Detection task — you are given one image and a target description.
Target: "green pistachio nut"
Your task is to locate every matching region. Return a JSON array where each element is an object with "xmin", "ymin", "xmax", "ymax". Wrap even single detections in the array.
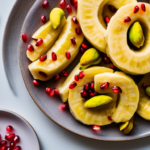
[
  {"xmin": 129, "ymin": 22, "xmax": 145, "ymax": 48},
  {"xmin": 79, "ymin": 48, "xmax": 101, "ymax": 70},
  {"xmin": 50, "ymin": 8, "xmax": 65, "ymax": 29},
  {"xmin": 146, "ymin": 86, "xmax": 150, "ymax": 96},
  {"xmin": 84, "ymin": 95, "xmax": 113, "ymax": 109}
]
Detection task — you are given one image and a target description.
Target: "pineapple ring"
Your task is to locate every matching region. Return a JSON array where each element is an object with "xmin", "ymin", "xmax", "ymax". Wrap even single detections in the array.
[
  {"xmin": 106, "ymin": 2, "xmax": 150, "ymax": 75},
  {"xmin": 69, "ymin": 67, "xmax": 117, "ymax": 126},
  {"xmin": 94, "ymin": 72, "xmax": 139, "ymax": 123},
  {"xmin": 137, "ymin": 73, "xmax": 150, "ymax": 120},
  {"xmin": 78, "ymin": 0, "xmax": 137, "ymax": 53}
]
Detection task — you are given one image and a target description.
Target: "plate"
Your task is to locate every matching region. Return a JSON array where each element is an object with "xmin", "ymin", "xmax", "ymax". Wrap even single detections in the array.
[
  {"xmin": 19, "ymin": 0, "xmax": 150, "ymax": 141},
  {"xmin": 0, "ymin": 109, "xmax": 40, "ymax": 149}
]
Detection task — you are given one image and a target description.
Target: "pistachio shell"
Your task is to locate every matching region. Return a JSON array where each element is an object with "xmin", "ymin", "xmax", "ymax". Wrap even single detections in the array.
[
  {"xmin": 50, "ymin": 8, "xmax": 65, "ymax": 29},
  {"xmin": 84, "ymin": 95, "xmax": 113, "ymax": 108},
  {"xmin": 146, "ymin": 86, "xmax": 150, "ymax": 96},
  {"xmin": 129, "ymin": 22, "xmax": 145, "ymax": 48}
]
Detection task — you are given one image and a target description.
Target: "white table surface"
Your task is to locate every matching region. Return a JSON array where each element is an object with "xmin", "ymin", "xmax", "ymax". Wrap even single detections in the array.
[{"xmin": 1, "ymin": 0, "xmax": 150, "ymax": 150}]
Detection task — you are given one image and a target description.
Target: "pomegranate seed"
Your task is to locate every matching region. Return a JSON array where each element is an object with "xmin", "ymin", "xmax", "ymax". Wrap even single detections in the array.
[
  {"xmin": 27, "ymin": 44, "xmax": 34, "ymax": 52},
  {"xmin": 43, "ymin": 0, "xmax": 49, "ymax": 8},
  {"xmin": 108, "ymin": 5, "xmax": 117, "ymax": 12},
  {"xmin": 84, "ymin": 83, "xmax": 90, "ymax": 91},
  {"xmin": 124, "ymin": 16, "xmax": 131, "ymax": 22},
  {"xmin": 54, "ymin": 89, "xmax": 59, "ymax": 95},
  {"xmin": 36, "ymin": 38, "xmax": 43, "ymax": 46},
  {"xmin": 41, "ymin": 15, "xmax": 47, "ymax": 23},
  {"xmin": 100, "ymin": 82, "xmax": 109, "ymax": 89},
  {"xmin": 112, "ymin": 86, "xmax": 122, "ymax": 93},
  {"xmin": 22, "ymin": 33, "xmax": 28, "ymax": 42},
  {"xmin": 39, "ymin": 54, "xmax": 47, "ymax": 62},
  {"xmin": 46, "ymin": 87, "xmax": 51, "ymax": 93},
  {"xmin": 80, "ymin": 47, "xmax": 86, "ymax": 54},
  {"xmin": 89, "ymin": 92, "xmax": 97, "ymax": 97},
  {"xmin": 39, "ymin": 71, "xmax": 47, "ymax": 78},
  {"xmin": 141, "ymin": 4, "xmax": 146, "ymax": 12},
  {"xmin": 60, "ymin": 0, "xmax": 66, "ymax": 9},
  {"xmin": 13, "ymin": 135, "xmax": 20, "ymax": 143},
  {"xmin": 72, "ymin": 16, "xmax": 78, "ymax": 24},
  {"xmin": 69, "ymin": 81, "xmax": 77, "ymax": 89},
  {"xmin": 70, "ymin": 0, "xmax": 76, "ymax": 5},
  {"xmin": 10, "ymin": 141, "xmax": 15, "ymax": 148},
  {"xmin": 110, "ymin": 65, "xmax": 115, "ymax": 69},
  {"xmin": 81, "ymin": 43, "xmax": 88, "ymax": 50},
  {"xmin": 75, "ymin": 27, "xmax": 82, "ymax": 35},
  {"xmin": 0, "ymin": 140, "xmax": 7, "ymax": 146},
  {"xmin": 81, "ymin": 90, "xmax": 88, "ymax": 98},
  {"xmin": 92, "ymin": 125, "xmax": 101, "ymax": 131},
  {"xmin": 5, "ymin": 133, "xmax": 15, "ymax": 141},
  {"xmin": 62, "ymin": 70, "xmax": 68, "ymax": 77},
  {"xmin": 71, "ymin": 37, "xmax": 76, "ymax": 45},
  {"xmin": 14, "ymin": 146, "xmax": 21, "ymax": 150},
  {"xmin": 74, "ymin": 1, "xmax": 78, "ymax": 9},
  {"xmin": 108, "ymin": 116, "xmax": 113, "ymax": 121},
  {"xmin": 54, "ymin": 74, "xmax": 61, "ymax": 81},
  {"xmin": 6, "ymin": 125, "xmax": 13, "ymax": 132},
  {"xmin": 60, "ymin": 104, "xmax": 68, "ymax": 110},
  {"xmin": 1, "ymin": 146, "xmax": 7, "ymax": 150},
  {"xmin": 90, "ymin": 82, "xmax": 94, "ymax": 90},
  {"xmin": 33, "ymin": 80, "xmax": 39, "ymax": 86},
  {"xmin": 104, "ymin": 16, "xmax": 110, "ymax": 25},
  {"xmin": 74, "ymin": 75, "xmax": 79, "ymax": 81},
  {"xmin": 79, "ymin": 71, "xmax": 85, "ymax": 79},
  {"xmin": 134, "ymin": 5, "xmax": 139, "ymax": 13},
  {"xmin": 103, "ymin": 56, "xmax": 110, "ymax": 64},
  {"xmin": 141, "ymin": 83, "xmax": 147, "ymax": 89},
  {"xmin": 49, "ymin": 90, "xmax": 55, "ymax": 96},
  {"xmin": 65, "ymin": 51, "xmax": 71, "ymax": 59},
  {"xmin": 66, "ymin": 5, "xmax": 72, "ymax": 14},
  {"xmin": 52, "ymin": 52, "xmax": 57, "ymax": 61}
]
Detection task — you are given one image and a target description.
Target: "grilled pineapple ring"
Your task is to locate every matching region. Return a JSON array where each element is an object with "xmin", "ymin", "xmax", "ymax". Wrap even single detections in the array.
[
  {"xmin": 137, "ymin": 73, "xmax": 150, "ymax": 120},
  {"xmin": 78, "ymin": 0, "xmax": 136, "ymax": 53},
  {"xmin": 69, "ymin": 67, "xmax": 118, "ymax": 126},
  {"xmin": 94, "ymin": 72, "xmax": 139, "ymax": 123},
  {"xmin": 106, "ymin": 2, "xmax": 150, "ymax": 74}
]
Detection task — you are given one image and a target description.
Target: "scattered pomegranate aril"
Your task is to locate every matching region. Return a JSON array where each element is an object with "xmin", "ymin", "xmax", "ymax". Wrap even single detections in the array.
[
  {"xmin": 110, "ymin": 65, "xmax": 115, "ymax": 69},
  {"xmin": 65, "ymin": 51, "xmax": 71, "ymax": 59},
  {"xmin": 5, "ymin": 133, "xmax": 15, "ymax": 141},
  {"xmin": 81, "ymin": 90, "xmax": 88, "ymax": 98},
  {"xmin": 104, "ymin": 16, "xmax": 110, "ymax": 25},
  {"xmin": 33, "ymin": 80, "xmax": 39, "ymax": 86},
  {"xmin": 103, "ymin": 56, "xmax": 110, "ymax": 64},
  {"xmin": 124, "ymin": 16, "xmax": 131, "ymax": 22},
  {"xmin": 134, "ymin": 5, "xmax": 139, "ymax": 13},
  {"xmin": 79, "ymin": 71, "xmax": 85, "ymax": 79},
  {"xmin": 141, "ymin": 83, "xmax": 147, "ymax": 89},
  {"xmin": 108, "ymin": 116, "xmax": 112, "ymax": 121},
  {"xmin": 74, "ymin": 75, "xmax": 79, "ymax": 81},
  {"xmin": 1, "ymin": 146, "xmax": 7, "ymax": 150},
  {"xmin": 84, "ymin": 83, "xmax": 90, "ymax": 91},
  {"xmin": 39, "ymin": 71, "xmax": 47, "ymax": 78},
  {"xmin": 54, "ymin": 74, "xmax": 61, "ymax": 81},
  {"xmin": 80, "ymin": 47, "xmax": 86, "ymax": 54},
  {"xmin": 112, "ymin": 86, "xmax": 122, "ymax": 93},
  {"xmin": 81, "ymin": 43, "xmax": 88, "ymax": 50},
  {"xmin": 52, "ymin": 52, "xmax": 57, "ymax": 61},
  {"xmin": 54, "ymin": 89, "xmax": 59, "ymax": 95},
  {"xmin": 27, "ymin": 44, "xmax": 34, "ymax": 52},
  {"xmin": 74, "ymin": 1, "xmax": 78, "ymax": 9},
  {"xmin": 60, "ymin": 0, "xmax": 66, "ymax": 9},
  {"xmin": 69, "ymin": 81, "xmax": 77, "ymax": 89},
  {"xmin": 39, "ymin": 54, "xmax": 47, "ymax": 62},
  {"xmin": 70, "ymin": 0, "xmax": 76, "ymax": 5},
  {"xmin": 100, "ymin": 82, "xmax": 109, "ymax": 89},
  {"xmin": 36, "ymin": 38, "xmax": 43, "ymax": 46},
  {"xmin": 13, "ymin": 135, "xmax": 20, "ymax": 143},
  {"xmin": 60, "ymin": 104, "xmax": 68, "ymax": 110},
  {"xmin": 92, "ymin": 125, "xmax": 101, "ymax": 131},
  {"xmin": 10, "ymin": 141, "xmax": 15, "ymax": 148},
  {"xmin": 108, "ymin": 5, "xmax": 117, "ymax": 13},
  {"xmin": 75, "ymin": 27, "xmax": 82, "ymax": 35},
  {"xmin": 71, "ymin": 37, "xmax": 76, "ymax": 45},
  {"xmin": 6, "ymin": 125, "xmax": 13, "ymax": 132},
  {"xmin": 89, "ymin": 92, "xmax": 97, "ymax": 97},
  {"xmin": 72, "ymin": 16, "xmax": 78, "ymax": 24},
  {"xmin": 41, "ymin": 15, "xmax": 47, "ymax": 23},
  {"xmin": 22, "ymin": 33, "xmax": 28, "ymax": 43},
  {"xmin": 43, "ymin": 0, "xmax": 49, "ymax": 8},
  {"xmin": 90, "ymin": 82, "xmax": 94, "ymax": 90},
  {"xmin": 141, "ymin": 4, "xmax": 146, "ymax": 12},
  {"xmin": 0, "ymin": 140, "xmax": 7, "ymax": 146},
  {"xmin": 49, "ymin": 90, "xmax": 55, "ymax": 97},
  {"xmin": 62, "ymin": 70, "xmax": 68, "ymax": 77},
  {"xmin": 66, "ymin": 5, "xmax": 72, "ymax": 14},
  {"xmin": 46, "ymin": 87, "xmax": 51, "ymax": 93},
  {"xmin": 13, "ymin": 146, "xmax": 21, "ymax": 150}
]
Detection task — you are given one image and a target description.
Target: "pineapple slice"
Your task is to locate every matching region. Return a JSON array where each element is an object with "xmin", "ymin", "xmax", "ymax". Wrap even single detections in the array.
[
  {"xmin": 137, "ymin": 73, "xmax": 150, "ymax": 120},
  {"xmin": 29, "ymin": 16, "xmax": 84, "ymax": 81},
  {"xmin": 78, "ymin": 0, "xmax": 136, "ymax": 53},
  {"xmin": 94, "ymin": 72, "xmax": 139, "ymax": 123},
  {"xmin": 27, "ymin": 17, "xmax": 66, "ymax": 61},
  {"xmin": 69, "ymin": 67, "xmax": 117, "ymax": 126},
  {"xmin": 106, "ymin": 2, "xmax": 150, "ymax": 74}
]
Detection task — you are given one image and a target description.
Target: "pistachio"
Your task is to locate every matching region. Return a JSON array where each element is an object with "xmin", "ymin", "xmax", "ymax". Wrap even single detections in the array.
[
  {"xmin": 146, "ymin": 86, "xmax": 150, "ymax": 96},
  {"xmin": 79, "ymin": 48, "xmax": 101, "ymax": 70},
  {"xmin": 129, "ymin": 22, "xmax": 145, "ymax": 48},
  {"xmin": 50, "ymin": 8, "xmax": 65, "ymax": 29},
  {"xmin": 84, "ymin": 95, "xmax": 113, "ymax": 108}
]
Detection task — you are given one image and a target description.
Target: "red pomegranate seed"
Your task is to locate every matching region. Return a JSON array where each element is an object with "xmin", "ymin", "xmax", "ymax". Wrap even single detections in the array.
[
  {"xmin": 49, "ymin": 90, "xmax": 55, "ymax": 96},
  {"xmin": 104, "ymin": 16, "xmax": 110, "ymax": 25},
  {"xmin": 134, "ymin": 5, "xmax": 139, "ymax": 13},
  {"xmin": 60, "ymin": 0, "xmax": 66, "ymax": 9},
  {"xmin": 89, "ymin": 92, "xmax": 97, "ymax": 97},
  {"xmin": 124, "ymin": 16, "xmax": 131, "ymax": 22},
  {"xmin": 103, "ymin": 56, "xmax": 110, "ymax": 64},
  {"xmin": 141, "ymin": 4, "xmax": 146, "ymax": 12},
  {"xmin": 110, "ymin": 65, "xmax": 115, "ymax": 69},
  {"xmin": 0, "ymin": 140, "xmax": 7, "ymax": 146},
  {"xmin": 74, "ymin": 1, "xmax": 78, "ymax": 9},
  {"xmin": 69, "ymin": 81, "xmax": 77, "ymax": 89},
  {"xmin": 62, "ymin": 70, "xmax": 68, "ymax": 77},
  {"xmin": 1, "ymin": 146, "xmax": 7, "ymax": 150},
  {"xmin": 108, "ymin": 116, "xmax": 112, "ymax": 121},
  {"xmin": 75, "ymin": 27, "xmax": 82, "ymax": 35},
  {"xmin": 141, "ymin": 83, "xmax": 147, "ymax": 89},
  {"xmin": 54, "ymin": 89, "xmax": 59, "ymax": 95},
  {"xmin": 27, "ymin": 44, "xmax": 34, "ymax": 52},
  {"xmin": 39, "ymin": 54, "xmax": 47, "ymax": 62},
  {"xmin": 84, "ymin": 83, "xmax": 90, "ymax": 91},
  {"xmin": 39, "ymin": 71, "xmax": 47, "ymax": 78},
  {"xmin": 80, "ymin": 47, "xmax": 86, "ymax": 54},
  {"xmin": 100, "ymin": 82, "xmax": 109, "ymax": 89},
  {"xmin": 10, "ymin": 141, "xmax": 15, "ymax": 148},
  {"xmin": 74, "ymin": 75, "xmax": 79, "ymax": 81},
  {"xmin": 13, "ymin": 146, "xmax": 21, "ymax": 150},
  {"xmin": 71, "ymin": 37, "xmax": 76, "ymax": 45},
  {"xmin": 79, "ymin": 71, "xmax": 85, "ymax": 79},
  {"xmin": 72, "ymin": 16, "xmax": 78, "ymax": 24},
  {"xmin": 36, "ymin": 38, "xmax": 43, "ymax": 46},
  {"xmin": 81, "ymin": 90, "xmax": 88, "ymax": 98},
  {"xmin": 92, "ymin": 125, "xmax": 101, "ymax": 131},
  {"xmin": 43, "ymin": 0, "xmax": 49, "ymax": 8},
  {"xmin": 13, "ymin": 135, "xmax": 20, "ymax": 143},
  {"xmin": 6, "ymin": 125, "xmax": 13, "ymax": 132},
  {"xmin": 22, "ymin": 33, "xmax": 28, "ymax": 42},
  {"xmin": 52, "ymin": 52, "xmax": 57, "ymax": 61},
  {"xmin": 112, "ymin": 86, "xmax": 122, "ymax": 93},
  {"xmin": 46, "ymin": 87, "xmax": 51, "ymax": 93},
  {"xmin": 81, "ymin": 43, "xmax": 88, "ymax": 50},
  {"xmin": 90, "ymin": 82, "xmax": 94, "ymax": 90},
  {"xmin": 65, "ymin": 51, "xmax": 71, "ymax": 59},
  {"xmin": 5, "ymin": 133, "xmax": 15, "ymax": 141},
  {"xmin": 41, "ymin": 15, "xmax": 47, "ymax": 23},
  {"xmin": 33, "ymin": 80, "xmax": 39, "ymax": 86},
  {"xmin": 108, "ymin": 5, "xmax": 117, "ymax": 12},
  {"xmin": 66, "ymin": 5, "xmax": 72, "ymax": 14},
  {"xmin": 70, "ymin": 0, "xmax": 76, "ymax": 5},
  {"xmin": 60, "ymin": 104, "xmax": 68, "ymax": 110},
  {"xmin": 54, "ymin": 74, "xmax": 61, "ymax": 81}
]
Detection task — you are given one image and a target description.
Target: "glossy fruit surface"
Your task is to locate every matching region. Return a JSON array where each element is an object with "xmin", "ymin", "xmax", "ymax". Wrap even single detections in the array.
[
  {"xmin": 41, "ymin": 15, "xmax": 47, "ymax": 23},
  {"xmin": 33, "ymin": 80, "xmax": 39, "ymax": 86},
  {"xmin": 66, "ymin": 5, "xmax": 72, "ymax": 14},
  {"xmin": 27, "ymin": 44, "xmax": 34, "ymax": 52},
  {"xmin": 65, "ymin": 51, "xmax": 71, "ymax": 59},
  {"xmin": 36, "ymin": 38, "xmax": 43, "ymax": 46},
  {"xmin": 69, "ymin": 81, "xmax": 77, "ymax": 89},
  {"xmin": 6, "ymin": 125, "xmax": 13, "ymax": 132},
  {"xmin": 52, "ymin": 52, "xmax": 57, "ymax": 61},
  {"xmin": 22, "ymin": 33, "xmax": 28, "ymax": 42},
  {"xmin": 60, "ymin": 0, "xmax": 66, "ymax": 9},
  {"xmin": 39, "ymin": 54, "xmax": 47, "ymax": 62},
  {"xmin": 5, "ymin": 133, "xmax": 15, "ymax": 141},
  {"xmin": 43, "ymin": 0, "xmax": 49, "ymax": 8}
]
